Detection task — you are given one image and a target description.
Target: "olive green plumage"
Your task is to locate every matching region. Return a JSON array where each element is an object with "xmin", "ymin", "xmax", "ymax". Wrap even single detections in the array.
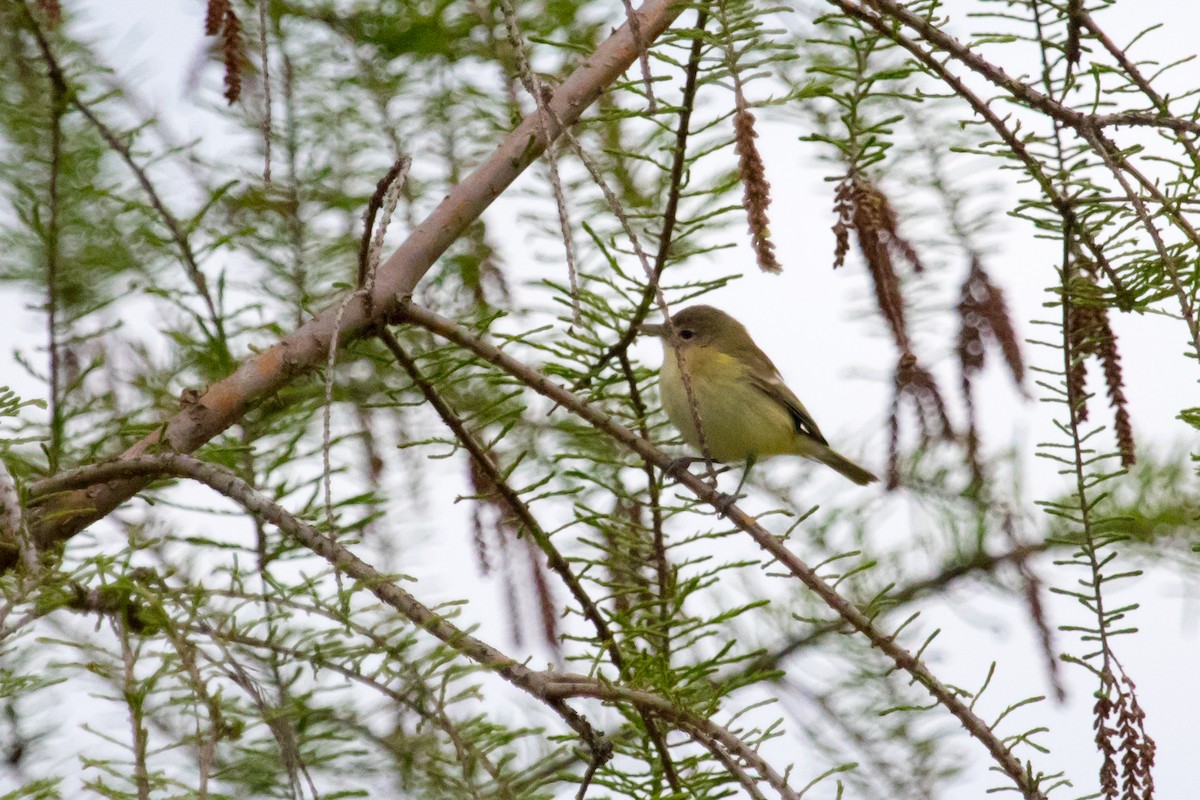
[{"xmin": 641, "ymin": 305, "xmax": 877, "ymax": 486}]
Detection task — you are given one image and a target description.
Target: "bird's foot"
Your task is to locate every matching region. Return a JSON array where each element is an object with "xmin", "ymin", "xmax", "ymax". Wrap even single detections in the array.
[
  {"xmin": 664, "ymin": 456, "xmax": 700, "ymax": 478},
  {"xmin": 713, "ymin": 490, "xmax": 744, "ymax": 518},
  {"xmin": 714, "ymin": 455, "xmax": 755, "ymax": 516}
]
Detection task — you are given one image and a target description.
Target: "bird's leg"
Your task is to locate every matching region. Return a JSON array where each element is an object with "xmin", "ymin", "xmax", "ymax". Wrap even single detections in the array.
[
  {"xmin": 733, "ymin": 453, "xmax": 756, "ymax": 499},
  {"xmin": 714, "ymin": 454, "xmax": 756, "ymax": 516}
]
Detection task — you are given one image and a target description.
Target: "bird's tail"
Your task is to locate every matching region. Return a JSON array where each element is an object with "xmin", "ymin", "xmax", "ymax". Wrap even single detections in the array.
[{"xmin": 813, "ymin": 445, "xmax": 878, "ymax": 486}]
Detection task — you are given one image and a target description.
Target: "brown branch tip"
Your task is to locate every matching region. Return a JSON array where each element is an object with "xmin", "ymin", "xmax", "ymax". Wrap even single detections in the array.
[
  {"xmin": 36, "ymin": 0, "xmax": 62, "ymax": 26},
  {"xmin": 886, "ymin": 351, "xmax": 955, "ymax": 490},
  {"xmin": 957, "ymin": 256, "xmax": 1025, "ymax": 387},
  {"xmin": 1094, "ymin": 673, "xmax": 1155, "ymax": 800},
  {"xmin": 203, "ymin": 1, "xmax": 244, "ymax": 105},
  {"xmin": 833, "ymin": 174, "xmax": 924, "ymax": 351},
  {"xmin": 733, "ymin": 101, "xmax": 781, "ymax": 274},
  {"xmin": 1065, "ymin": 276, "xmax": 1135, "ymax": 466}
]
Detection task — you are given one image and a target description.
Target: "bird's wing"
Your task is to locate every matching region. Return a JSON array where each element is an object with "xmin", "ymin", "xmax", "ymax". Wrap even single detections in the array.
[{"xmin": 749, "ymin": 371, "xmax": 829, "ymax": 446}]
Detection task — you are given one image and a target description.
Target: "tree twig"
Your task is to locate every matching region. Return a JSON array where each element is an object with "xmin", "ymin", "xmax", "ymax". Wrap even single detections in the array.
[
  {"xmin": 14, "ymin": 0, "xmax": 689, "ymax": 567},
  {"xmin": 390, "ymin": 302, "xmax": 1051, "ymax": 799}
]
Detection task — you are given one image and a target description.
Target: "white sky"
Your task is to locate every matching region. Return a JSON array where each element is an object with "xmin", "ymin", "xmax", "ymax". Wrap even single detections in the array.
[{"xmin": 2, "ymin": 1, "xmax": 1198, "ymax": 797}]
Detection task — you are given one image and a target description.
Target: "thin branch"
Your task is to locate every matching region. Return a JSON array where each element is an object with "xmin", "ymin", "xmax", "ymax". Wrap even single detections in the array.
[
  {"xmin": 1059, "ymin": 225, "xmax": 1119, "ymax": 689},
  {"xmin": 848, "ymin": 0, "xmax": 1200, "ymax": 136},
  {"xmin": 746, "ymin": 540, "xmax": 1053, "ymax": 676},
  {"xmin": 617, "ymin": 351, "xmax": 672, "ymax": 660},
  {"xmin": 16, "ymin": 0, "xmax": 688, "ymax": 565},
  {"xmin": 547, "ymin": 678, "xmax": 801, "ymax": 800},
  {"xmin": 205, "ymin": 622, "xmax": 317, "ymax": 797},
  {"xmin": 575, "ymin": 10, "xmax": 709, "ymax": 390},
  {"xmin": 1077, "ymin": 10, "xmax": 1200, "ymax": 171},
  {"xmin": 1078, "ymin": 124, "xmax": 1200, "ymax": 356},
  {"xmin": 827, "ymin": 0, "xmax": 1132, "ymax": 305},
  {"xmin": 32, "ymin": 453, "xmax": 611, "ymax": 760},
  {"xmin": 20, "ymin": 1, "xmax": 230, "ymax": 361},
  {"xmin": 620, "ymin": 0, "xmax": 658, "ymax": 112},
  {"xmin": 115, "ymin": 616, "xmax": 151, "ymax": 800},
  {"xmin": 389, "ymin": 303, "xmax": 1050, "ymax": 799},
  {"xmin": 495, "ymin": 0, "xmax": 582, "ymax": 325},
  {"xmin": 257, "ymin": 0, "xmax": 272, "ymax": 183},
  {"xmin": 44, "ymin": 45, "xmax": 65, "ymax": 474},
  {"xmin": 378, "ymin": 329, "xmax": 622, "ymax": 670},
  {"xmin": 690, "ymin": 725, "xmax": 772, "ymax": 800}
]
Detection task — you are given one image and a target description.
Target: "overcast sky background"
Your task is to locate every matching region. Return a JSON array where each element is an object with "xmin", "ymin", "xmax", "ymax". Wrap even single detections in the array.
[{"xmin": 2, "ymin": 1, "xmax": 1198, "ymax": 797}]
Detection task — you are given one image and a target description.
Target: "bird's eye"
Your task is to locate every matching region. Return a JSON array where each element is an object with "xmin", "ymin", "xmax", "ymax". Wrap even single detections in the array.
[{"xmin": 679, "ymin": 329, "xmax": 694, "ymax": 340}]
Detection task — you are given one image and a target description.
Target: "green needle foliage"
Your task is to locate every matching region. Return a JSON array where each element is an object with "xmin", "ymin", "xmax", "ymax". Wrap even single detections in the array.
[{"xmin": 0, "ymin": 1, "xmax": 1198, "ymax": 798}]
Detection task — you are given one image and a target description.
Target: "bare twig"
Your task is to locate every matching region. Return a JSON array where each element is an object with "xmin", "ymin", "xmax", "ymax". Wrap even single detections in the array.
[
  {"xmin": 575, "ymin": 11, "xmax": 709, "ymax": 389},
  {"xmin": 19, "ymin": 1, "xmax": 230, "ymax": 360},
  {"xmin": 495, "ymin": 0, "xmax": 582, "ymax": 325},
  {"xmin": 620, "ymin": 0, "xmax": 658, "ymax": 112},
  {"xmin": 257, "ymin": 0, "xmax": 272, "ymax": 183},
  {"xmin": 323, "ymin": 159, "xmax": 410, "ymax": 539}
]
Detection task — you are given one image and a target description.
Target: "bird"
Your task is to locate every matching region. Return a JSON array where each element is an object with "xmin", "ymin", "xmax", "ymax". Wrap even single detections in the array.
[{"xmin": 639, "ymin": 305, "xmax": 877, "ymax": 486}]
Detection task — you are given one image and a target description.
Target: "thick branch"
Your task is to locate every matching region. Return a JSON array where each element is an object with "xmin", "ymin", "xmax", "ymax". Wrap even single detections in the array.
[{"xmin": 13, "ymin": 0, "xmax": 687, "ymax": 566}]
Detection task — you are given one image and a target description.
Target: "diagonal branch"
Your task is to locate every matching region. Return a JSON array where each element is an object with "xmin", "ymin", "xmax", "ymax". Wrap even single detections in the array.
[
  {"xmin": 34, "ymin": 452, "xmax": 815, "ymax": 796},
  {"xmin": 378, "ymin": 330, "xmax": 624, "ymax": 671},
  {"xmin": 12, "ymin": 0, "xmax": 688, "ymax": 569},
  {"xmin": 849, "ymin": 0, "xmax": 1200, "ymax": 136},
  {"xmin": 31, "ymin": 453, "xmax": 610, "ymax": 758},
  {"xmin": 392, "ymin": 302, "xmax": 1051, "ymax": 800}
]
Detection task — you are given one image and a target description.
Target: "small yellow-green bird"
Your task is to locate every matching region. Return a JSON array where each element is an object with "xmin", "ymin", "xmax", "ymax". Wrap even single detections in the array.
[{"xmin": 640, "ymin": 305, "xmax": 877, "ymax": 486}]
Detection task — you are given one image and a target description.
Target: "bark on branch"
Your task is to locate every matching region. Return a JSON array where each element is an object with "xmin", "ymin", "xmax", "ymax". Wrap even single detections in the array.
[{"xmin": 10, "ymin": 0, "xmax": 687, "ymax": 569}]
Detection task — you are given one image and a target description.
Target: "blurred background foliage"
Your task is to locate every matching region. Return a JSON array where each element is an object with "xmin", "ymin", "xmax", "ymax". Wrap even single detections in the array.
[{"xmin": 0, "ymin": 0, "xmax": 1197, "ymax": 798}]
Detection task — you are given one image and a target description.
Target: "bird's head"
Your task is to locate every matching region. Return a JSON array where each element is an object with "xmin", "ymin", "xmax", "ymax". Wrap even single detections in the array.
[{"xmin": 639, "ymin": 305, "xmax": 754, "ymax": 356}]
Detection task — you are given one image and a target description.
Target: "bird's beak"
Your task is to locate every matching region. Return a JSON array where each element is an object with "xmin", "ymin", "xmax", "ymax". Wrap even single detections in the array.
[{"xmin": 638, "ymin": 322, "xmax": 667, "ymax": 338}]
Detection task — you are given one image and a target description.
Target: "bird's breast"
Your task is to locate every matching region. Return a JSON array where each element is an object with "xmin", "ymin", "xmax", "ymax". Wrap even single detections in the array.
[{"xmin": 659, "ymin": 346, "xmax": 795, "ymax": 462}]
